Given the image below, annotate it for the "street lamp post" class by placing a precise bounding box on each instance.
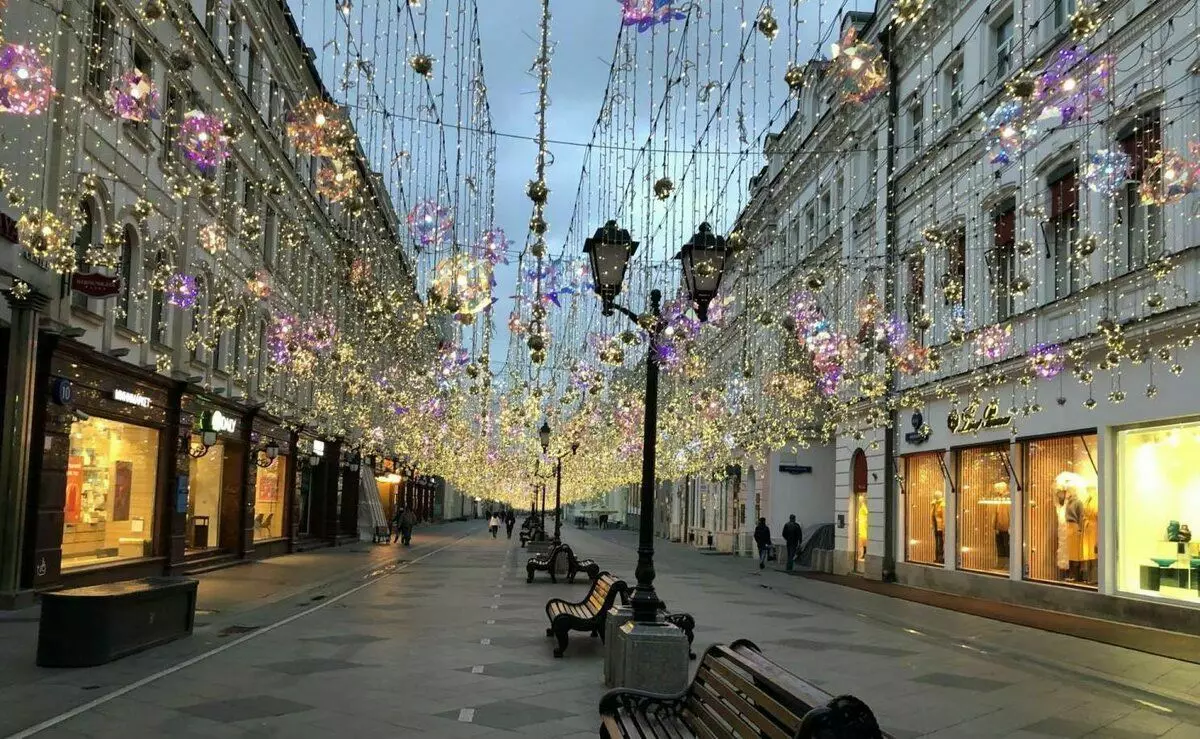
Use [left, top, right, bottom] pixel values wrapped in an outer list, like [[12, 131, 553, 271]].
[[584, 220, 730, 624], [539, 420, 579, 545]]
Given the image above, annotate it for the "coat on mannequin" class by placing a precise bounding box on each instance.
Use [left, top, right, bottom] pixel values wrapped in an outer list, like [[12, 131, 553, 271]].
[[1054, 472, 1086, 580]]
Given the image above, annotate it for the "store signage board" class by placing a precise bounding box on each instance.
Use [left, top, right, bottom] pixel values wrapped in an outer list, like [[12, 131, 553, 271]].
[[71, 272, 122, 298], [947, 399, 1011, 434], [202, 410, 237, 434], [778, 464, 813, 475], [904, 410, 930, 445], [113, 389, 151, 408], [312, 439, 326, 456]]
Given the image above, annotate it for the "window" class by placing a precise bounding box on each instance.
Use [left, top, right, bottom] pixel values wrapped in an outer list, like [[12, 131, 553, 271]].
[[1052, 0, 1077, 30], [222, 160, 239, 210], [804, 204, 816, 245], [263, 208, 278, 268], [256, 318, 268, 389], [909, 99, 924, 154], [191, 276, 207, 363], [267, 80, 280, 126], [1118, 420, 1200, 605], [246, 41, 259, 105], [86, 0, 115, 95], [904, 453, 945, 565], [162, 85, 182, 161], [990, 204, 1016, 322], [253, 454, 287, 540], [944, 228, 966, 308], [72, 201, 95, 309], [187, 438, 225, 550], [1022, 433, 1098, 587], [118, 226, 136, 325], [956, 444, 1013, 576], [226, 10, 241, 69], [148, 251, 167, 344], [204, 0, 219, 37], [992, 13, 1014, 82], [819, 191, 832, 241], [944, 58, 964, 120], [62, 417, 160, 569], [905, 252, 925, 322], [212, 329, 224, 371], [231, 311, 244, 374], [1047, 168, 1079, 300], [129, 45, 154, 139], [1119, 110, 1163, 271]]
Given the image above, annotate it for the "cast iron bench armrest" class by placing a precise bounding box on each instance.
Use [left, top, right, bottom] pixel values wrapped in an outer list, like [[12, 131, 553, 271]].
[[544, 572, 627, 657]]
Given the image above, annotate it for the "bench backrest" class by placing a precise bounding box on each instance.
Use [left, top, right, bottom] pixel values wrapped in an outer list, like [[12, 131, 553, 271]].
[[683, 640, 885, 739], [587, 573, 626, 615]]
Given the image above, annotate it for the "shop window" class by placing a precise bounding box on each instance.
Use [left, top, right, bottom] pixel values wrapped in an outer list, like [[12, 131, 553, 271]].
[[253, 455, 287, 540], [1022, 433, 1098, 586], [956, 445, 1013, 575], [62, 417, 160, 569], [904, 452, 945, 565], [1118, 421, 1200, 604], [187, 442, 224, 551]]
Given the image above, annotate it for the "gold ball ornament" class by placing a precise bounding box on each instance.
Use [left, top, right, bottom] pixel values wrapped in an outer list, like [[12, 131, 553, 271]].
[[17, 209, 75, 274], [1006, 73, 1037, 100], [527, 334, 545, 352], [529, 214, 547, 235], [756, 6, 779, 40], [1016, 239, 1035, 257], [1070, 2, 1104, 40], [410, 54, 435, 77], [169, 50, 193, 72], [1146, 384, 1158, 398], [1146, 292, 1164, 310], [784, 64, 804, 95], [653, 176, 675, 201], [530, 348, 547, 364], [727, 230, 747, 254], [894, 0, 928, 25], [141, 0, 165, 21], [619, 329, 639, 345], [805, 271, 826, 291], [530, 239, 547, 259], [1011, 275, 1031, 295], [1074, 234, 1098, 258], [526, 179, 549, 205]]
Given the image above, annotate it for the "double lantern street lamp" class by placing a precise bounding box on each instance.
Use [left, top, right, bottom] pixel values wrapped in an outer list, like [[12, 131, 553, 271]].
[[582, 220, 731, 624], [539, 420, 579, 545]]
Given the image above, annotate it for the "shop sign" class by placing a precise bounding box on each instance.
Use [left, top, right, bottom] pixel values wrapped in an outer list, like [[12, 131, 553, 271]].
[[947, 399, 1011, 434], [51, 378, 73, 405], [113, 388, 151, 408], [70, 272, 122, 298], [201, 409, 238, 434], [904, 411, 931, 445], [312, 439, 326, 456], [778, 464, 813, 475]]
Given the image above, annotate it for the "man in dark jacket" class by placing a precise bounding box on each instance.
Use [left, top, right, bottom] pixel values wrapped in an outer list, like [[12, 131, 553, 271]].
[[504, 510, 516, 538], [782, 515, 803, 571], [753, 518, 772, 570]]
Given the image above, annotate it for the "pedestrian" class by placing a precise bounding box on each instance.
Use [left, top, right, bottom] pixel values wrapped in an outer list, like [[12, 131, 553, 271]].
[[488, 513, 501, 538], [754, 517, 772, 570], [398, 507, 416, 546], [391, 506, 403, 543], [782, 514, 802, 571], [599, 513, 608, 530], [504, 510, 516, 539]]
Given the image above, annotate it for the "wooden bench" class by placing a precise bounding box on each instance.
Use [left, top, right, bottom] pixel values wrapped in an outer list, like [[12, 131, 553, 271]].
[[372, 525, 391, 543], [545, 571, 628, 657], [520, 523, 545, 548], [599, 639, 888, 739], [526, 542, 601, 584], [37, 577, 199, 667]]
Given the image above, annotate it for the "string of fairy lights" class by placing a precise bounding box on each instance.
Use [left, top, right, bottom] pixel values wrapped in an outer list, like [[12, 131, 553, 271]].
[[3, 0, 1199, 507]]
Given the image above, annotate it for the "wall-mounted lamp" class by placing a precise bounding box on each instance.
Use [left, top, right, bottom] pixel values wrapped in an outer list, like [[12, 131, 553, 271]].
[[256, 441, 280, 468]]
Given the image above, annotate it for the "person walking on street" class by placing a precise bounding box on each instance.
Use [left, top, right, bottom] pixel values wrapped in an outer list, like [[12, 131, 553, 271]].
[[504, 510, 516, 538], [397, 507, 416, 546], [782, 515, 803, 571], [488, 513, 501, 538], [754, 517, 772, 570]]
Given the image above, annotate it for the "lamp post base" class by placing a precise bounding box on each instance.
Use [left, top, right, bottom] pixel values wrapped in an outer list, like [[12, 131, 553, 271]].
[[608, 618, 689, 693]]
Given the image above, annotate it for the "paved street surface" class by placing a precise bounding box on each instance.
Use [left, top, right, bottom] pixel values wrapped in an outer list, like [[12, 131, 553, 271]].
[[3, 520, 1200, 738]]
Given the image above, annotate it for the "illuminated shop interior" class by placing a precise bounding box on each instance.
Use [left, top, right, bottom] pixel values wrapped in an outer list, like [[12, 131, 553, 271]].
[[1023, 434, 1098, 587], [254, 456, 287, 540], [904, 452, 944, 565], [956, 445, 1012, 575]]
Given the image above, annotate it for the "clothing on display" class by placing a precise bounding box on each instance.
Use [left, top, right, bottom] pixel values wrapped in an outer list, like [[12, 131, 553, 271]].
[[931, 494, 945, 564], [856, 494, 868, 561]]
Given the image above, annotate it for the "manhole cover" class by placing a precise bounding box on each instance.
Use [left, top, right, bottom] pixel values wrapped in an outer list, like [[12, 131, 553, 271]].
[[218, 625, 260, 637]]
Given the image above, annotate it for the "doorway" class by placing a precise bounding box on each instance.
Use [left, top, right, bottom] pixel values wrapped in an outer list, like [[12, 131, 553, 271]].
[[852, 448, 868, 573]]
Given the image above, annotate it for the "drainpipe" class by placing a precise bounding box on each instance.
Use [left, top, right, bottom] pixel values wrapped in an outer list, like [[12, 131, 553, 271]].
[[880, 21, 900, 583]]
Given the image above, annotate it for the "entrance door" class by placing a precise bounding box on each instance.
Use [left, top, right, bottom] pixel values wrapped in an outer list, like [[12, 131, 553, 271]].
[[852, 449, 868, 573]]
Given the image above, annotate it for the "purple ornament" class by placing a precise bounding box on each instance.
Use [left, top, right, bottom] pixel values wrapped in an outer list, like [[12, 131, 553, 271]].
[[0, 44, 55, 115], [474, 228, 510, 266], [107, 69, 159, 122], [619, 0, 685, 31], [165, 273, 197, 309], [407, 200, 453, 248], [1028, 342, 1066, 379], [177, 110, 230, 171], [1083, 149, 1130, 196]]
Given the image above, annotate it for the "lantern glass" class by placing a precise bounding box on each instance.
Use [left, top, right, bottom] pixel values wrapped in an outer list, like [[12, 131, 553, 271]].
[[539, 421, 551, 452], [675, 222, 730, 321], [583, 220, 638, 302]]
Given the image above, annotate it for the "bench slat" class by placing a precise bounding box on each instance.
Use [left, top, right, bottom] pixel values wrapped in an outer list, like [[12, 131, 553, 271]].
[[688, 672, 761, 739], [705, 656, 796, 739]]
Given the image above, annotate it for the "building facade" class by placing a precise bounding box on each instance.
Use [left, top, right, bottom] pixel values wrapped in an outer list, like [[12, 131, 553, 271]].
[[707, 0, 1200, 629], [0, 0, 428, 604]]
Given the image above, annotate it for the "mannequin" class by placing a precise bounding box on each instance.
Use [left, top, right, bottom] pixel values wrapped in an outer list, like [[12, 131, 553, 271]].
[[931, 493, 945, 563], [856, 494, 869, 561], [992, 481, 1011, 568], [1079, 482, 1098, 584], [1054, 472, 1085, 581]]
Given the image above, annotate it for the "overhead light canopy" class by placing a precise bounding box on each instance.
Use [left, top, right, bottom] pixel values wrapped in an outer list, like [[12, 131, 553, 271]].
[[675, 222, 731, 323], [583, 220, 638, 312]]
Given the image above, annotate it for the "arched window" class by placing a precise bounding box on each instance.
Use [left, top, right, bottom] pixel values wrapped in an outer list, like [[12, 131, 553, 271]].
[[147, 249, 167, 344], [118, 225, 136, 326], [191, 274, 209, 363], [72, 200, 97, 309], [231, 308, 244, 376]]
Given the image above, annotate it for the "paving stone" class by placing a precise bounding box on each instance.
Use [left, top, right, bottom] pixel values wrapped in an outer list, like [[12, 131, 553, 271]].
[[260, 657, 368, 675], [912, 671, 1014, 692], [179, 695, 313, 723]]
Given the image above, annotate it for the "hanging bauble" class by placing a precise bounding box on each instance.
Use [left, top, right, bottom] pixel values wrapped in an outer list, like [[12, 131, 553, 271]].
[[177, 110, 230, 171], [1070, 1, 1104, 40], [948, 325, 965, 345], [409, 53, 435, 78], [940, 276, 963, 303], [805, 270, 826, 291], [107, 68, 159, 122], [974, 324, 1013, 360], [531, 303, 548, 320], [1146, 292, 1165, 310], [985, 100, 1036, 165], [1028, 342, 1065, 379], [474, 228, 509, 266], [619, 0, 686, 31], [169, 50, 193, 72], [529, 214, 547, 235], [1146, 384, 1158, 398], [653, 176, 674, 200], [727, 230, 747, 254], [1015, 239, 1035, 257], [1074, 233, 1098, 258], [913, 312, 933, 331], [1083, 149, 1130, 196], [527, 334, 545, 352], [530, 348, 547, 364], [316, 159, 359, 202], [456, 311, 475, 325], [246, 271, 271, 299], [756, 6, 779, 40], [141, 0, 165, 21], [442, 294, 462, 314], [1011, 275, 1031, 295], [831, 27, 888, 104], [526, 179, 549, 205], [430, 254, 492, 315], [784, 64, 804, 95], [894, 0, 928, 25], [1140, 148, 1199, 206], [165, 273, 198, 309], [0, 45, 55, 116], [619, 329, 639, 345], [285, 98, 352, 157], [406, 200, 453, 248], [16, 208, 74, 273], [1006, 72, 1037, 100], [530, 239, 547, 259]]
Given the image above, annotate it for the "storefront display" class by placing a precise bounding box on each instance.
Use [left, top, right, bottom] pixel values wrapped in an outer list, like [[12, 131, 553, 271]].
[[254, 456, 287, 540], [956, 445, 1012, 575], [62, 417, 160, 569], [903, 452, 944, 565], [1022, 433, 1098, 586], [1118, 420, 1200, 603]]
